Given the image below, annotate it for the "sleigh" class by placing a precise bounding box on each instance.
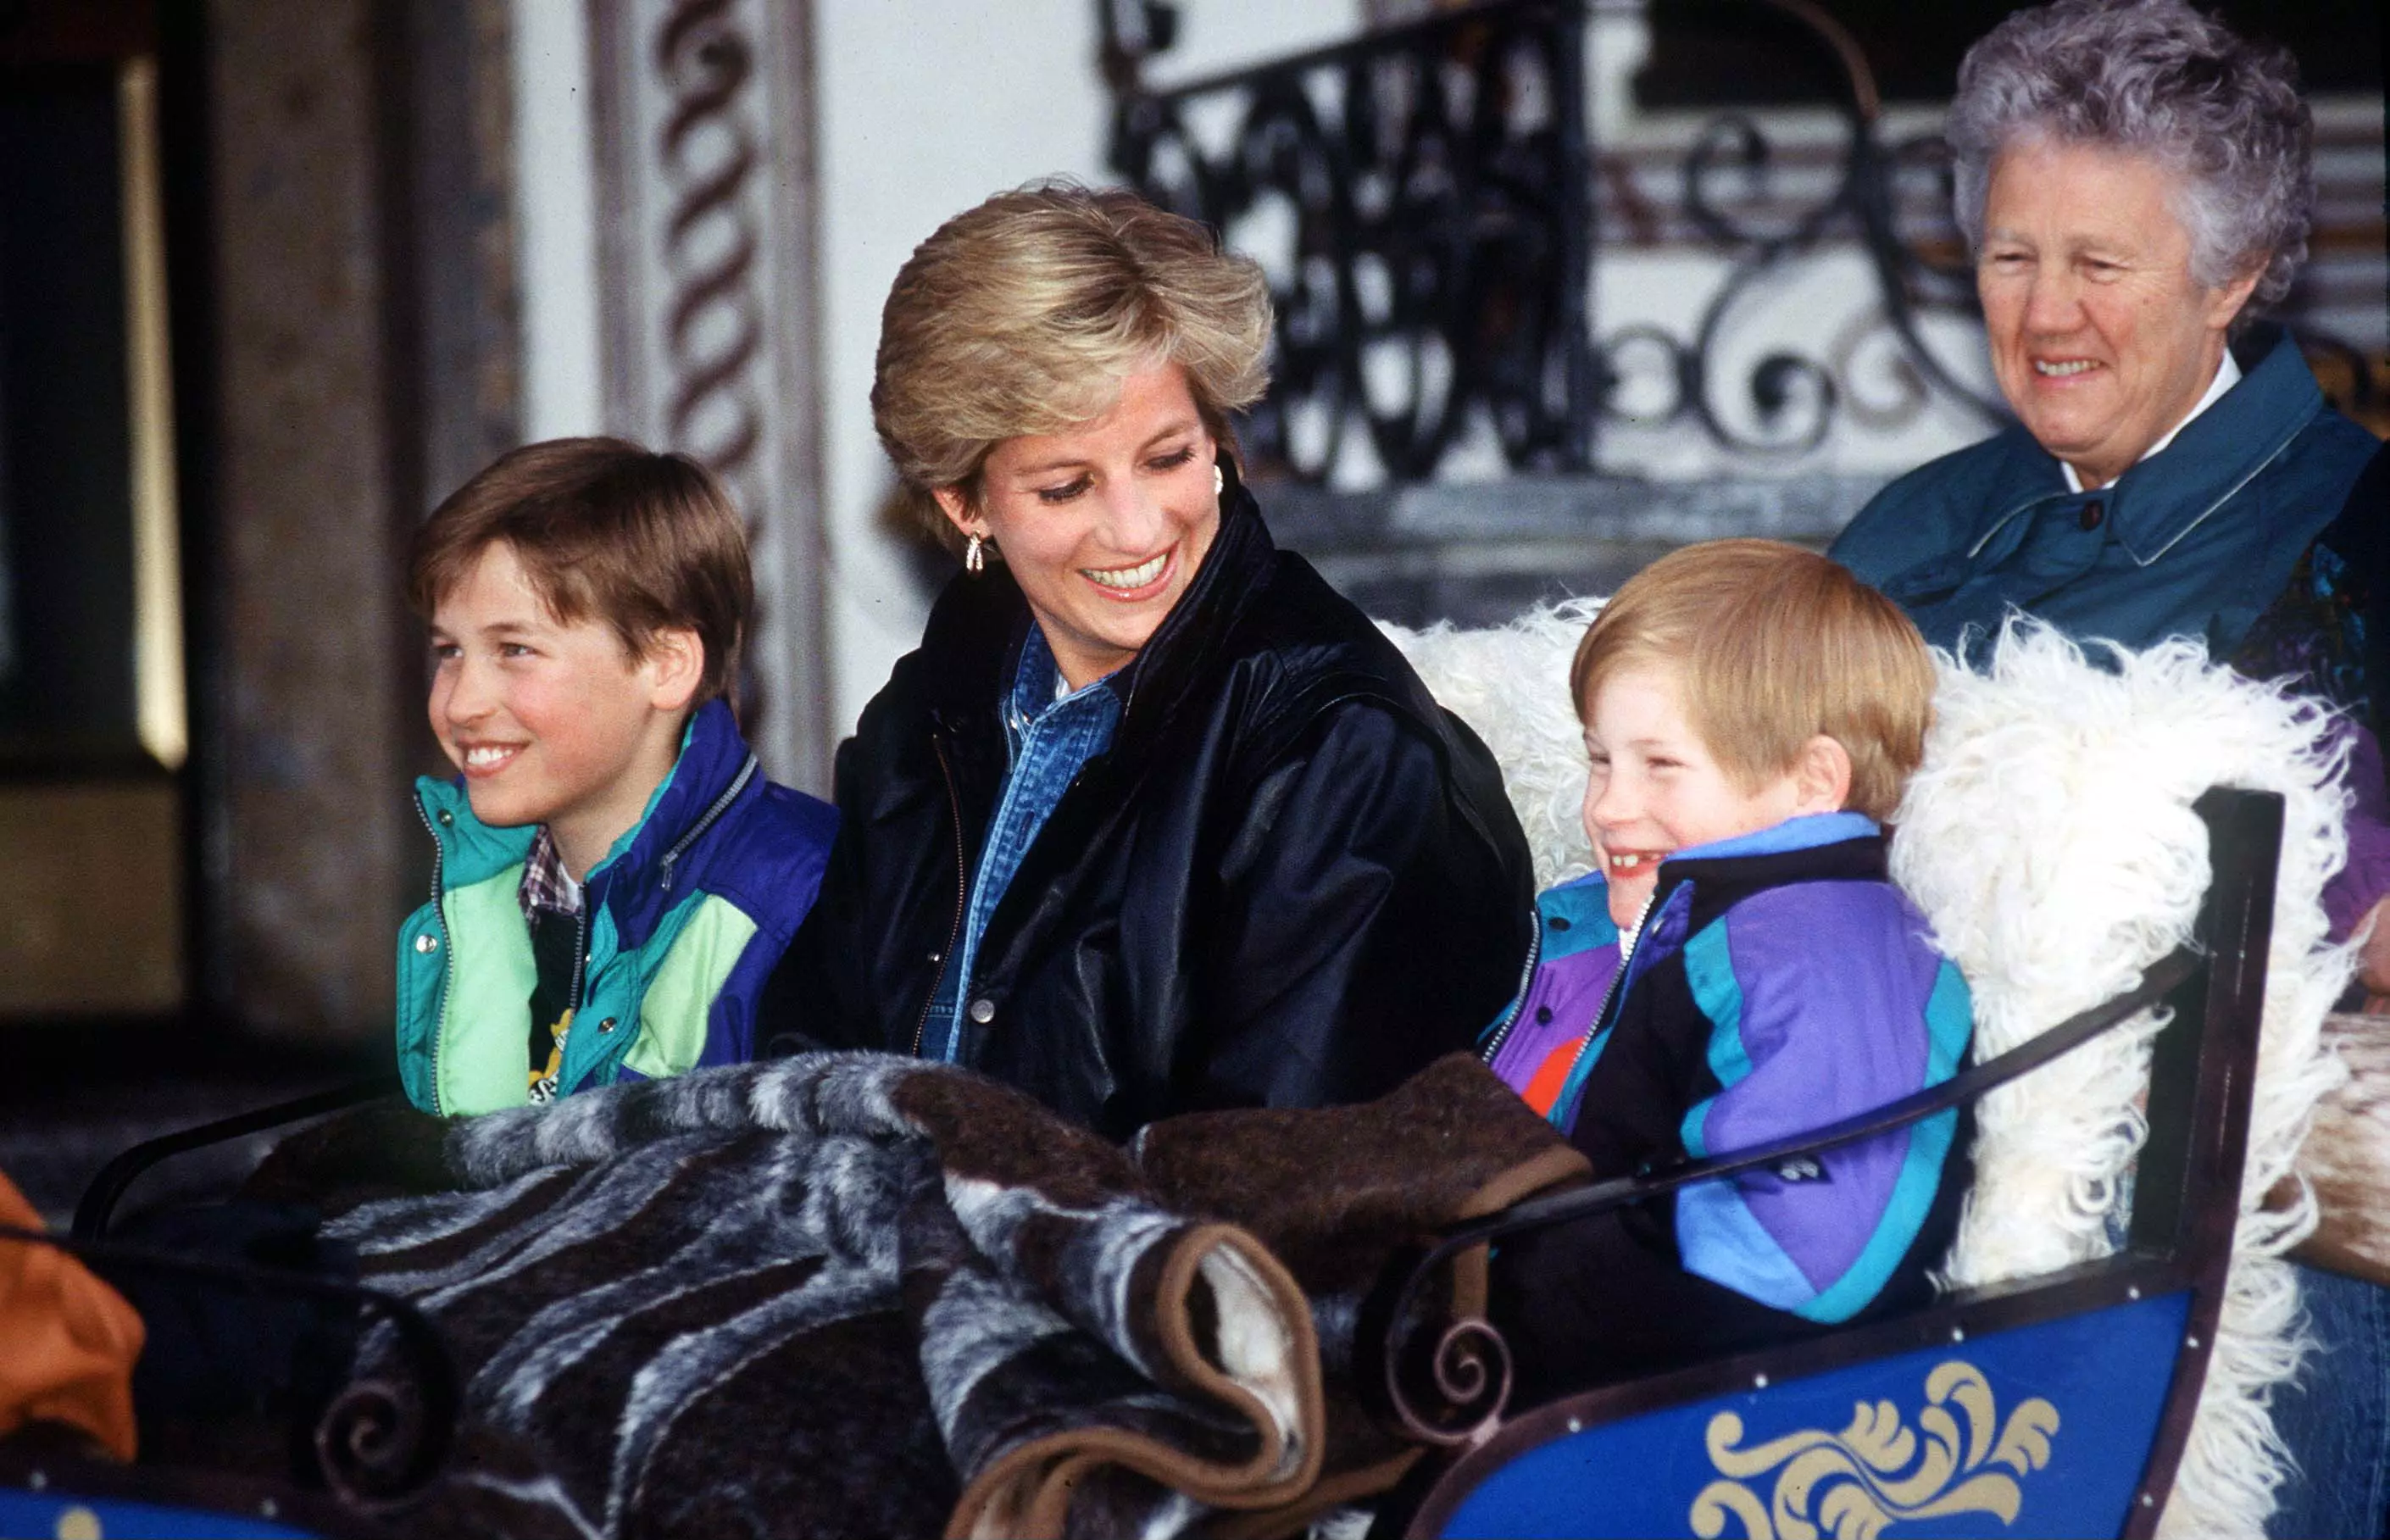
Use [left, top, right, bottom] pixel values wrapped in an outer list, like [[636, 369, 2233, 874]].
[[0, 623, 2353, 1538]]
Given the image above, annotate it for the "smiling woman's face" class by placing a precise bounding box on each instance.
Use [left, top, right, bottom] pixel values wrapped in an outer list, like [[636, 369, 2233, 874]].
[[936, 364, 1220, 692], [1977, 140, 2260, 490]]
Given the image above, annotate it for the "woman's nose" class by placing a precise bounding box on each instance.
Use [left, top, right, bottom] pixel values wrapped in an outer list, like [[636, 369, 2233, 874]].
[[2021, 270, 2082, 336], [1096, 478, 1170, 552]]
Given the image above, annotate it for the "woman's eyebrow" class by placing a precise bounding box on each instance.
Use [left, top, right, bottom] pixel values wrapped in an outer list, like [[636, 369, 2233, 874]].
[[1007, 420, 1201, 477], [1137, 418, 1201, 450], [1007, 453, 1092, 477]]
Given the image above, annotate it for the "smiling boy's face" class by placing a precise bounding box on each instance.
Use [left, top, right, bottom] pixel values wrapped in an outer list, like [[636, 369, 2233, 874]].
[[426, 540, 697, 879], [1580, 663, 1818, 930]]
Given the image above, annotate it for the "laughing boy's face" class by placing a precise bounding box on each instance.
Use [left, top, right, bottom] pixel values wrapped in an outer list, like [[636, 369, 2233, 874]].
[[425, 540, 690, 878], [1579, 662, 1809, 930]]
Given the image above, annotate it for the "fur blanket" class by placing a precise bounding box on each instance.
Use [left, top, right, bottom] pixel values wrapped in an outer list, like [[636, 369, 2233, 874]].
[[287, 1053, 1581, 1540], [1391, 610, 2354, 1539]]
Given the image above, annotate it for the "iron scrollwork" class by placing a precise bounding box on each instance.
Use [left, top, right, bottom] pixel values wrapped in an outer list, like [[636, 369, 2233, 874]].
[[1109, 0, 1598, 482], [1105, 0, 2005, 484], [1643, 0, 2000, 456]]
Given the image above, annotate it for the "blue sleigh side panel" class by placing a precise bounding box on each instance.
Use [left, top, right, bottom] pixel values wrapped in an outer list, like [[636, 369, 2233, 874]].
[[1436, 1293, 2187, 1539]]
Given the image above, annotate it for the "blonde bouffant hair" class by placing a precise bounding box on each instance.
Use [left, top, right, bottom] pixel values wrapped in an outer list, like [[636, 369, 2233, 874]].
[[1570, 540, 1936, 822], [871, 181, 1272, 546]]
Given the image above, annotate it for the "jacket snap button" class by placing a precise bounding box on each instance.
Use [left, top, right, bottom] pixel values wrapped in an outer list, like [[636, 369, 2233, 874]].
[[1535, 1006, 1553, 1024], [2078, 499, 2104, 531], [436, 809, 453, 826], [598, 1017, 618, 1033], [1548, 915, 1570, 931], [414, 934, 438, 953], [968, 998, 995, 1025]]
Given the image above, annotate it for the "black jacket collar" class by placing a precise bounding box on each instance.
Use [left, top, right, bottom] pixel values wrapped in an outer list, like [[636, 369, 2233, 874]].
[[918, 453, 1277, 757]]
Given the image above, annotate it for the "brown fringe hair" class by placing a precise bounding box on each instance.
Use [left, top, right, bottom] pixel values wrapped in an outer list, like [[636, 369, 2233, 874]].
[[406, 437, 753, 705]]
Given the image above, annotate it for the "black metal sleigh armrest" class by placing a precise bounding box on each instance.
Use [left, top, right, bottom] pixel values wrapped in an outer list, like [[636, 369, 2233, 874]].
[[1372, 947, 2203, 1445], [1374, 783, 2280, 1453], [0, 1221, 457, 1508], [73, 1076, 400, 1242]]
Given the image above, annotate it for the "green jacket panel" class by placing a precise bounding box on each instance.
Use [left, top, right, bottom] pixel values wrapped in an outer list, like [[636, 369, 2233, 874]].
[[623, 897, 760, 1081]]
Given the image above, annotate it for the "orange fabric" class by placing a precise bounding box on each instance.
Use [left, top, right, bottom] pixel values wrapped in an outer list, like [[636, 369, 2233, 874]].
[[0, 1170, 142, 1459], [1518, 1037, 1581, 1118]]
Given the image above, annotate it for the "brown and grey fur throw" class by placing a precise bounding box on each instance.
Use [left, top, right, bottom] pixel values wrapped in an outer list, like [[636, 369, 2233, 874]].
[[286, 1051, 1581, 1540]]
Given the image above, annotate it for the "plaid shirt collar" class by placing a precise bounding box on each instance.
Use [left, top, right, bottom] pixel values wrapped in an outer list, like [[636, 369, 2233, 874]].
[[519, 827, 585, 921]]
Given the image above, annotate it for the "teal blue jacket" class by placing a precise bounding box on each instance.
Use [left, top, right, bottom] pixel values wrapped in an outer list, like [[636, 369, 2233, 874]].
[[1831, 327, 2380, 658], [396, 700, 838, 1115]]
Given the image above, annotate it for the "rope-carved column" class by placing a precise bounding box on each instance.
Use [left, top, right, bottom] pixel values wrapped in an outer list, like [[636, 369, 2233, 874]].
[[655, 0, 764, 481], [653, 0, 771, 742], [591, 0, 831, 790]]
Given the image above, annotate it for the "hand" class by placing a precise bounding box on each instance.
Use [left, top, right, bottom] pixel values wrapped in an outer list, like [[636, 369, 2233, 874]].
[[2360, 898, 2390, 1014]]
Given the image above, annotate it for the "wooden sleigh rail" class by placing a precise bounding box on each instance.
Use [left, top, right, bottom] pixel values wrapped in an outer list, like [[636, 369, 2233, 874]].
[[1382, 786, 2280, 1539]]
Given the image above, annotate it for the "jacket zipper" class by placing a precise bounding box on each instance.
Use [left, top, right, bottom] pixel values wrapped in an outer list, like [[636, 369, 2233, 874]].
[[412, 794, 456, 1116], [546, 902, 592, 1097], [658, 753, 758, 893], [556, 751, 757, 1091], [912, 734, 970, 1058], [1580, 889, 1652, 1046], [1576, 887, 1659, 1055], [1510, 886, 1659, 1124], [1477, 910, 1544, 1065]]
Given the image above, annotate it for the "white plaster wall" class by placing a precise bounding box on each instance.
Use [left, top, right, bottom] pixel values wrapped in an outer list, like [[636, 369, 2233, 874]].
[[814, 3, 1113, 735], [813, 3, 1367, 736], [1139, 0, 1361, 87], [509, 0, 604, 439]]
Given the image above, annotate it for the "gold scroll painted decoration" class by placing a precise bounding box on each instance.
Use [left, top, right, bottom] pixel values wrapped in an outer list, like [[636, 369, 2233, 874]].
[[1688, 1360, 2059, 1540]]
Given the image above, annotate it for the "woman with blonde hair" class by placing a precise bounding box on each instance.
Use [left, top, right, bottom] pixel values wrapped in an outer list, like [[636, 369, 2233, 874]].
[[759, 182, 1532, 1139]]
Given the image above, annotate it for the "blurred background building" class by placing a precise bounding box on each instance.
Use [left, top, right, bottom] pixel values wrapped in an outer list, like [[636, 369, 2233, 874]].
[[0, 0, 2381, 1210]]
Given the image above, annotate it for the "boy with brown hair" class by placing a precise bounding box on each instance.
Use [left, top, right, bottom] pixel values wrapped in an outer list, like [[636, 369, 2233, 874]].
[[1485, 538, 1974, 1397], [397, 437, 837, 1115]]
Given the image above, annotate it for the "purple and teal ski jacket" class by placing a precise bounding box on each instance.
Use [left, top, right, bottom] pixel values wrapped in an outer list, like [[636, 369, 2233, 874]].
[[1484, 812, 1972, 1369]]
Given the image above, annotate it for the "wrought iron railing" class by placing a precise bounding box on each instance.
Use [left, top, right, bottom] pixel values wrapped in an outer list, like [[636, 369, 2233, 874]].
[[1103, 0, 2004, 484]]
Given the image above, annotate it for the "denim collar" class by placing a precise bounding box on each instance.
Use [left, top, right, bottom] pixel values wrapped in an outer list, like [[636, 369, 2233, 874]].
[[1004, 624, 1125, 763]]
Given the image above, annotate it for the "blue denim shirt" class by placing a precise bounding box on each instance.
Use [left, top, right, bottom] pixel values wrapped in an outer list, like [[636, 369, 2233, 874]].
[[920, 625, 1123, 1062]]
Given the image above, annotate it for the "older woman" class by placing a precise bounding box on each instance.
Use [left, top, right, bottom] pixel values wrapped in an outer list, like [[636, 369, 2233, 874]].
[[759, 184, 1533, 1140], [1834, 0, 2388, 974], [1830, 3, 2387, 1532]]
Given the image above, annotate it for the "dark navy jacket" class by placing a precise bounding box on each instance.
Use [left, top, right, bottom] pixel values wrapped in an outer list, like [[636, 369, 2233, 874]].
[[1487, 814, 1973, 1401], [1830, 327, 2379, 659], [759, 460, 1535, 1140]]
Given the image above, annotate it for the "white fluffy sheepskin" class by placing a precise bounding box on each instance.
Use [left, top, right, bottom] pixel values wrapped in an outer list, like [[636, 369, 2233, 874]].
[[1387, 609, 2354, 1539], [1382, 601, 1602, 889]]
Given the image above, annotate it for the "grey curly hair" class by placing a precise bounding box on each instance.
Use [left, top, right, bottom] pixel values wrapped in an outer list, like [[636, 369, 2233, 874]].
[[1948, 0, 2313, 312]]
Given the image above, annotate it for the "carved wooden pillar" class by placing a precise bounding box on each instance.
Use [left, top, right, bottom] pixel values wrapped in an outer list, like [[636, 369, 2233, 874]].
[[589, 0, 832, 792]]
